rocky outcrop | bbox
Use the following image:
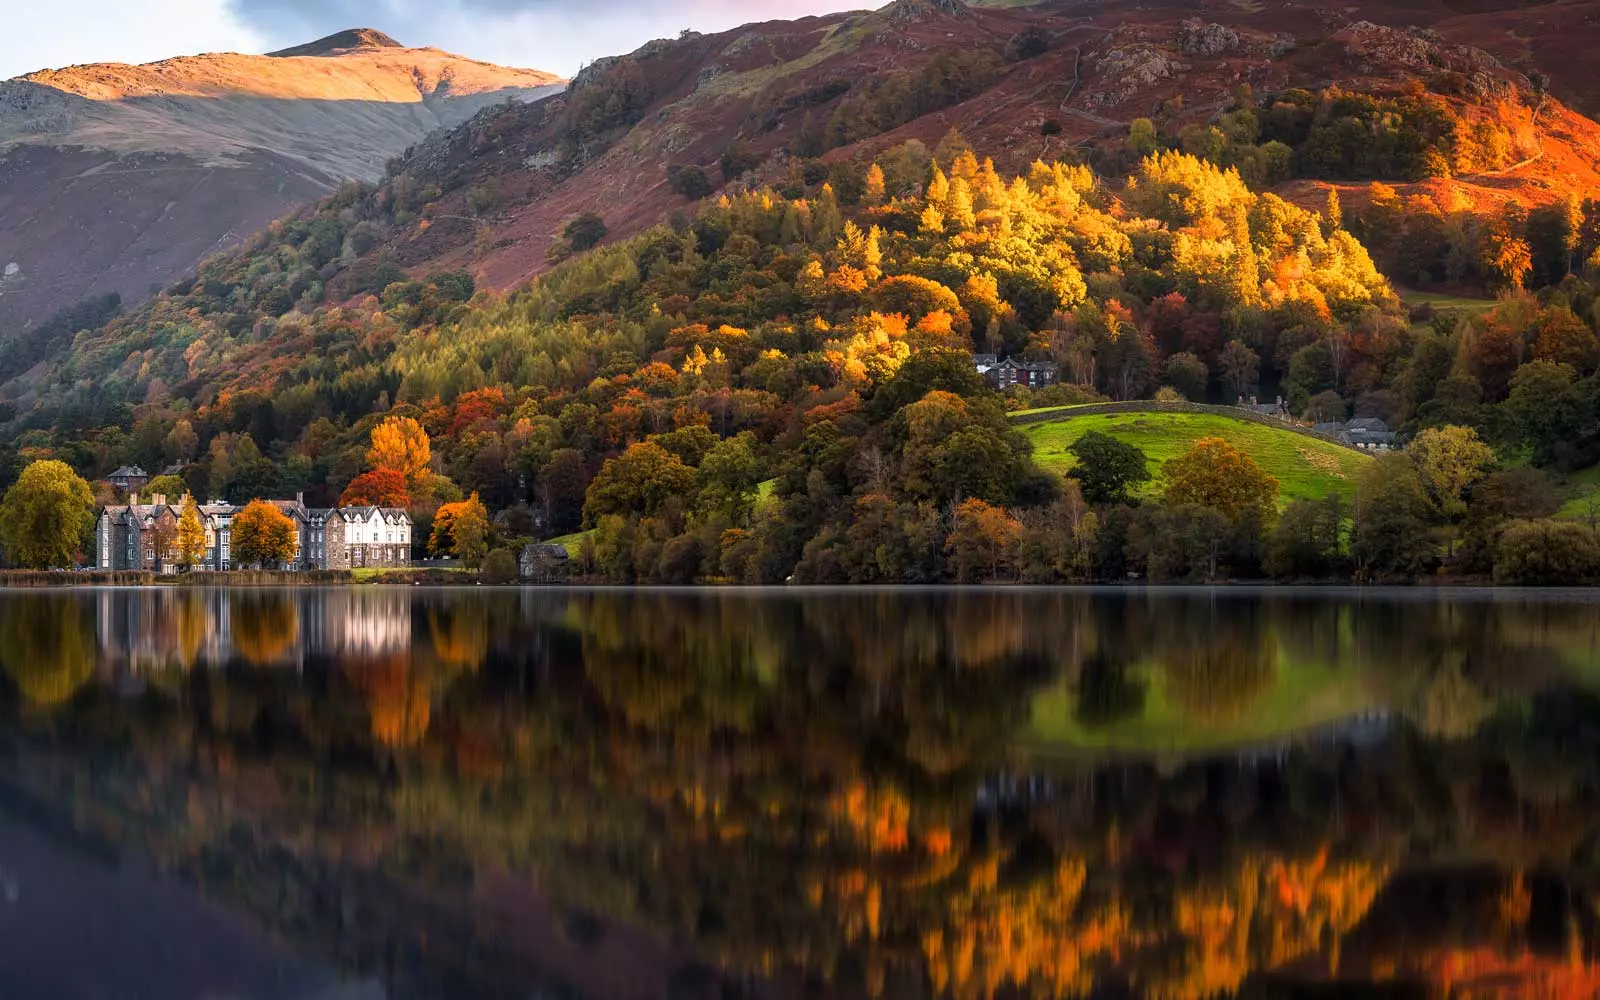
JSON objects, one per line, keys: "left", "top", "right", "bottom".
{"left": 1176, "top": 19, "right": 1240, "bottom": 57}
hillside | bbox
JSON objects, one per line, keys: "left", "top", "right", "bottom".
{"left": 1020, "top": 409, "right": 1372, "bottom": 505}
{"left": 0, "top": 30, "right": 562, "bottom": 331}
{"left": 309, "top": 0, "right": 1600, "bottom": 298}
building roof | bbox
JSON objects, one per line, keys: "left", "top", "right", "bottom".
{"left": 108, "top": 465, "right": 148, "bottom": 479}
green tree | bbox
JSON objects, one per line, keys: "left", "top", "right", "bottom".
{"left": 1506, "top": 360, "right": 1585, "bottom": 467}
{"left": 1265, "top": 497, "right": 1346, "bottom": 579}
{"left": 144, "top": 474, "right": 188, "bottom": 501}
{"left": 0, "top": 460, "right": 93, "bottom": 569}
{"left": 1352, "top": 453, "right": 1435, "bottom": 579}
{"left": 231, "top": 500, "right": 298, "bottom": 568}
{"left": 1161, "top": 351, "right": 1209, "bottom": 401}
{"left": 696, "top": 433, "right": 765, "bottom": 522}
{"left": 563, "top": 213, "right": 609, "bottom": 252}
{"left": 1067, "top": 431, "right": 1150, "bottom": 504}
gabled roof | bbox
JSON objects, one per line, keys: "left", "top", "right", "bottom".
{"left": 108, "top": 465, "right": 148, "bottom": 478}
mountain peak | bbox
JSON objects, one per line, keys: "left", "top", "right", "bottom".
{"left": 267, "top": 29, "right": 405, "bottom": 58}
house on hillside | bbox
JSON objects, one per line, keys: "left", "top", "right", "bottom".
{"left": 108, "top": 466, "right": 149, "bottom": 493}
{"left": 1314, "top": 417, "right": 1398, "bottom": 450}
{"left": 1238, "top": 396, "right": 1290, "bottom": 419}
{"left": 976, "top": 356, "right": 1059, "bottom": 389}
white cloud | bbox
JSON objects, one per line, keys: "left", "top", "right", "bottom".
{"left": 1, "top": 0, "right": 263, "bottom": 79}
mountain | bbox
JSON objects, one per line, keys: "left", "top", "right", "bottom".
{"left": 0, "top": 29, "right": 563, "bottom": 330}
{"left": 322, "top": 0, "right": 1600, "bottom": 296}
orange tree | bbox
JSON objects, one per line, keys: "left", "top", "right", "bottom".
{"left": 430, "top": 493, "right": 490, "bottom": 568}
{"left": 1161, "top": 437, "right": 1279, "bottom": 520}
{"left": 231, "top": 500, "right": 298, "bottom": 568}
{"left": 945, "top": 498, "right": 1023, "bottom": 582}
{"left": 341, "top": 468, "right": 410, "bottom": 508}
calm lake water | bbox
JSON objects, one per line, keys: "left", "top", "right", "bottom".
{"left": 3, "top": 586, "right": 1600, "bottom": 999}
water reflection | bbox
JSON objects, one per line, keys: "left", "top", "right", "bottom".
{"left": 1, "top": 587, "right": 1600, "bottom": 998}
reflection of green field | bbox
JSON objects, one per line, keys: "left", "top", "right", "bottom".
{"left": 1023, "top": 655, "right": 1380, "bottom": 756}
{"left": 1022, "top": 412, "right": 1370, "bottom": 506}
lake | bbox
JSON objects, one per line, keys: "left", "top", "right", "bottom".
{"left": 2, "top": 586, "right": 1599, "bottom": 998}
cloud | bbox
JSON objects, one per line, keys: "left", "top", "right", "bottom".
{"left": 224, "top": 0, "right": 869, "bottom": 75}
{"left": 0, "top": 0, "right": 263, "bottom": 80}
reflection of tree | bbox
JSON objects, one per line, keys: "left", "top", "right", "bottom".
{"left": 1160, "top": 629, "right": 1276, "bottom": 723}
{"left": 230, "top": 592, "right": 299, "bottom": 665}
{"left": 1074, "top": 653, "right": 1146, "bottom": 729}
{"left": 426, "top": 602, "right": 489, "bottom": 672}
{"left": 0, "top": 595, "right": 94, "bottom": 705}
{"left": 344, "top": 653, "right": 432, "bottom": 748}
{"left": 1408, "top": 657, "right": 1494, "bottom": 740}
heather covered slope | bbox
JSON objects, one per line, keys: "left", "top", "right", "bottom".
{"left": 0, "top": 30, "right": 562, "bottom": 330}
{"left": 358, "top": 0, "right": 1600, "bottom": 297}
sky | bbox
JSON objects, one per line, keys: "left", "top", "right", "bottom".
{"left": 1, "top": 0, "right": 873, "bottom": 80}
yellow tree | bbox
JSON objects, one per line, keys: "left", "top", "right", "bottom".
{"left": 0, "top": 459, "right": 93, "bottom": 569}
{"left": 366, "top": 416, "right": 432, "bottom": 490}
{"left": 1409, "top": 425, "right": 1495, "bottom": 520}
{"left": 176, "top": 494, "right": 207, "bottom": 569}
{"left": 231, "top": 500, "right": 298, "bottom": 568}
{"left": 945, "top": 498, "right": 1023, "bottom": 582}
{"left": 1162, "top": 437, "right": 1279, "bottom": 519}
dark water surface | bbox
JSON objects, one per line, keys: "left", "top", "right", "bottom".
{"left": 2, "top": 586, "right": 1600, "bottom": 999}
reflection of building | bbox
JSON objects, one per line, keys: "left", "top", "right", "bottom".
{"left": 310, "top": 590, "right": 413, "bottom": 658}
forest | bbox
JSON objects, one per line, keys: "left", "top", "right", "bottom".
{"left": 5, "top": 87, "right": 1600, "bottom": 581}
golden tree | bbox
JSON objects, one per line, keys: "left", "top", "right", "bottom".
{"left": 366, "top": 415, "right": 432, "bottom": 490}
{"left": 1162, "top": 437, "right": 1279, "bottom": 520}
{"left": 176, "top": 494, "right": 207, "bottom": 569}
{"left": 231, "top": 500, "right": 298, "bottom": 568}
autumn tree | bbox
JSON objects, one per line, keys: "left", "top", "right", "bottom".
{"left": 431, "top": 493, "right": 491, "bottom": 568}
{"left": 366, "top": 416, "right": 432, "bottom": 490}
{"left": 1067, "top": 432, "right": 1150, "bottom": 504}
{"left": 945, "top": 498, "right": 1022, "bottom": 582}
{"left": 0, "top": 460, "right": 93, "bottom": 569}
{"left": 1161, "top": 438, "right": 1279, "bottom": 520}
{"left": 176, "top": 494, "right": 207, "bottom": 569}
{"left": 231, "top": 500, "right": 298, "bottom": 569}
{"left": 341, "top": 468, "right": 410, "bottom": 509}
{"left": 1409, "top": 425, "right": 1495, "bottom": 520}
{"left": 584, "top": 442, "right": 697, "bottom": 525}
{"left": 1265, "top": 497, "right": 1347, "bottom": 579}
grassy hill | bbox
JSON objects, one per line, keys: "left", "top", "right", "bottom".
{"left": 1020, "top": 409, "right": 1371, "bottom": 505}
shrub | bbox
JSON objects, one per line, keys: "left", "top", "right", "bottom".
{"left": 563, "top": 213, "right": 609, "bottom": 251}
{"left": 1493, "top": 520, "right": 1600, "bottom": 585}
{"left": 667, "top": 164, "right": 717, "bottom": 199}
{"left": 481, "top": 547, "right": 519, "bottom": 584}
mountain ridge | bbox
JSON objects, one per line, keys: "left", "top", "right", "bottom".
{"left": 0, "top": 36, "right": 563, "bottom": 330}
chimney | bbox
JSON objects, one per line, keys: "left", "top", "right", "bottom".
{"left": 129, "top": 492, "right": 138, "bottom": 506}
{"left": 296, "top": 491, "right": 305, "bottom": 507}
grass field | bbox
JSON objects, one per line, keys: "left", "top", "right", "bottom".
{"left": 544, "top": 531, "right": 593, "bottom": 557}
{"left": 1023, "top": 655, "right": 1379, "bottom": 757}
{"left": 1021, "top": 411, "right": 1371, "bottom": 504}
{"left": 1394, "top": 285, "right": 1497, "bottom": 316}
